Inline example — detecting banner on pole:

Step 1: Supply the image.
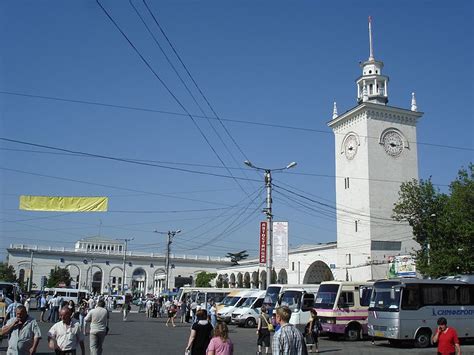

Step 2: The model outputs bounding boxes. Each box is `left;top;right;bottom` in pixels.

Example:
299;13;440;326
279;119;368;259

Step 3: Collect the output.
273;221;289;269
19;196;108;212
259;222;267;265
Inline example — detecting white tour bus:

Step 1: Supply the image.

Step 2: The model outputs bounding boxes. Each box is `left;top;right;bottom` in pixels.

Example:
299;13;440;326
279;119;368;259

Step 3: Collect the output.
44;287;90;304
274;285;320;331
176;287;241;309
368;278;474;348
231;290;266;327
314;281;373;340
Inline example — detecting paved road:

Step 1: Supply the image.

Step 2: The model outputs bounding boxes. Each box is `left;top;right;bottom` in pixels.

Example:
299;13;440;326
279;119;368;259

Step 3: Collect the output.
2;310;474;354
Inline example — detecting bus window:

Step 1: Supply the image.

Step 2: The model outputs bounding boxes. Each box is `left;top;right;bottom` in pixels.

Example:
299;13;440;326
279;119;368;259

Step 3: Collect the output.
401;284;420;310
253;298;264;309
339;292;354;307
421;285;443;305
280;291;302;312
57;291;67;297
359;286;372;307
69;292;78;299
459;286;471;305
315;284;339;309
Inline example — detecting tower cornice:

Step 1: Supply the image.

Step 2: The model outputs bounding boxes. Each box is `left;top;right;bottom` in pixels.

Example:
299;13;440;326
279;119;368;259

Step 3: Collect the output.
327;102;423;131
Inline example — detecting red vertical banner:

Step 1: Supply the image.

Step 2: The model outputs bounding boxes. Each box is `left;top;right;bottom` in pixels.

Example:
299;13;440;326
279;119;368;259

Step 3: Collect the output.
259;222;267;265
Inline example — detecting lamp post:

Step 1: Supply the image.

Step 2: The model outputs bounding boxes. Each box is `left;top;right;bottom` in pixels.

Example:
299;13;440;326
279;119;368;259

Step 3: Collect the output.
116;237;134;294
154;229;181;291
244;160;297;289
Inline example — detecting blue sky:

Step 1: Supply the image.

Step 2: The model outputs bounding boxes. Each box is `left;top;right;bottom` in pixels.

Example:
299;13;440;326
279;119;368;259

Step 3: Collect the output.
1;0;472;260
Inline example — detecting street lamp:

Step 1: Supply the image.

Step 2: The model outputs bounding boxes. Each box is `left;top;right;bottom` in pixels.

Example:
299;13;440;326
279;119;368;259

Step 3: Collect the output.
154;229;181;291
243;160;297;289
116;237;134;295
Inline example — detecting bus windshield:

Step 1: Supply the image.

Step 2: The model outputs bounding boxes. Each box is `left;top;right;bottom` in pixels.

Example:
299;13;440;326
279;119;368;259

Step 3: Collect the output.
369;281;401;312
264;286;281;306
221;296;240;307
315;284;340;309
279;291;302;312
0;283;16;300
240;297;257;308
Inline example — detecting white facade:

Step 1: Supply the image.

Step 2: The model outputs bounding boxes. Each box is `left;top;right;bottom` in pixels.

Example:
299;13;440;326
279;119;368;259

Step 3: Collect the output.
7;236;231;295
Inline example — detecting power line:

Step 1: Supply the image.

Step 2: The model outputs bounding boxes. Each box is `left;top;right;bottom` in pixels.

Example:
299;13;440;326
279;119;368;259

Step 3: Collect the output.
1;90;472;153
95;0;251;198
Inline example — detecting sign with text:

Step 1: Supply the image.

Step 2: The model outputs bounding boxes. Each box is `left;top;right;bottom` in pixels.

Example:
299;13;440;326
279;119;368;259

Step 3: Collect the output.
259;222;267;265
273;221;289;269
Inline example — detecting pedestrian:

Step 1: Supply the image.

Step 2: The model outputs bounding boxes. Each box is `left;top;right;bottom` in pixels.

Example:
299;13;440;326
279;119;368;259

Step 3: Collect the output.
39;294;48;322
5;295;22;323
145;298;153;318
304;309;322;353
49;294;61;323
1;304;41;355
24;295;31;314
209;299;217;328
191;299;198;323
48;306;85;355
123;296;131;322
207;322;233;355
166;302;177;327
256;305;272;355
78;299;88;333
272;306;307;355
185;309;213;355
87;296;96;311
432;317;461;355
84;299;109;355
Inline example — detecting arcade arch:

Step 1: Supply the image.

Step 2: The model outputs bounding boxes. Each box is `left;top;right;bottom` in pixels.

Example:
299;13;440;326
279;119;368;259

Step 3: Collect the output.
278;269;288;284
303;261;334;284
132;268;147;296
66;264;80;289
237;273;243;287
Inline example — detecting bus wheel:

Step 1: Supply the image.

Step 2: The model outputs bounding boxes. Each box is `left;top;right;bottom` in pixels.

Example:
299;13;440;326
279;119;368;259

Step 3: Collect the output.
245;317;256;328
345;324;361;341
414;329;431;348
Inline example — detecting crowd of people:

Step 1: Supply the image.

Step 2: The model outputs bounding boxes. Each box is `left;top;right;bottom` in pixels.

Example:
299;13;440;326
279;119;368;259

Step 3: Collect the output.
0;291;463;355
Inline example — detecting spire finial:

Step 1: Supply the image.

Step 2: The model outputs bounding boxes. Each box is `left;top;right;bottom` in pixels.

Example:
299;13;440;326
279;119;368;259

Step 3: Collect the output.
332;101;338;119
368;16;374;61
411;92;418;112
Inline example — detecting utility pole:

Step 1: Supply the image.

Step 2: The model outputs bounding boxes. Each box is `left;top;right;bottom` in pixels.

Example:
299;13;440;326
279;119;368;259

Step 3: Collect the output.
28;250;34;292
244;160;297;289
117;237;134;294
154;229;181;291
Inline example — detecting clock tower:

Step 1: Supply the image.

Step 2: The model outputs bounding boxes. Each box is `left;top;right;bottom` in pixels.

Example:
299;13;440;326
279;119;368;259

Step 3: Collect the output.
328;17;423;281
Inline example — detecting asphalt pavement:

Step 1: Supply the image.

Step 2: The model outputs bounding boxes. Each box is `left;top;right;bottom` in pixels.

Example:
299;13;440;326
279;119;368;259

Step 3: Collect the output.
2;309;473;354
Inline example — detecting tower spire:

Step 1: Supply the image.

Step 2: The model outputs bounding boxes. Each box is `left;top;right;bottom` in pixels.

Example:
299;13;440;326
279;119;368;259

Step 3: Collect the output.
332;101;338;119
368;16;374;61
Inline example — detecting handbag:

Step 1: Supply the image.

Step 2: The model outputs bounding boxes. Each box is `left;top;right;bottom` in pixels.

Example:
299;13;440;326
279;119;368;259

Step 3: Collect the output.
262;314;274;332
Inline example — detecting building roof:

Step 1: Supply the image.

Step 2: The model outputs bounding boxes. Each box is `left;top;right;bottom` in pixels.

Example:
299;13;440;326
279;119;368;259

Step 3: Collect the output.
77;236;123;244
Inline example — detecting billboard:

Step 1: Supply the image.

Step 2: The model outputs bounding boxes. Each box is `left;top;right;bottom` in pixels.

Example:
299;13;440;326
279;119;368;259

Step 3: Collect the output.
387;255;416;278
259;222;267;265
273;221;289;269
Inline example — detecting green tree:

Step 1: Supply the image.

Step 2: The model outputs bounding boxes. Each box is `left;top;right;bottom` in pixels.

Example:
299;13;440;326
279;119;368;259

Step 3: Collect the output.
46;267;72;288
0;263;17;282
195;271;217;287
393;164;474;277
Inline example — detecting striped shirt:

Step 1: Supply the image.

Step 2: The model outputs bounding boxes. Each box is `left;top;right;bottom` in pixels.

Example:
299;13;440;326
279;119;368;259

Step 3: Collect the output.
272;323;306;355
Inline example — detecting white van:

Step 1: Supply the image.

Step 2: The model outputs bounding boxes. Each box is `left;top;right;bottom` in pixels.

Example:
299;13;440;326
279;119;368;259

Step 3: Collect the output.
276;285;320;331
217;290;254;324
44;288;90;304
231;290;266;328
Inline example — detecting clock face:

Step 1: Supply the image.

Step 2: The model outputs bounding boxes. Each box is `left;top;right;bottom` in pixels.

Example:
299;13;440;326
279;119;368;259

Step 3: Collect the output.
383;131;404;157
344;135;358;160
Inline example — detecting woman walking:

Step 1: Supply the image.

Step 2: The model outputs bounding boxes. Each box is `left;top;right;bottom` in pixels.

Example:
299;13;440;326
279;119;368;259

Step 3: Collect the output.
305;309;323;353
166;302;177;327
185;309;213;355
256;305;272;355
207;322;233;355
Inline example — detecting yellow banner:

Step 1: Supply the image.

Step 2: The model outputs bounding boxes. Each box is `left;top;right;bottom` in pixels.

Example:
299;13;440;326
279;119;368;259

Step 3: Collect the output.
19;196;108;212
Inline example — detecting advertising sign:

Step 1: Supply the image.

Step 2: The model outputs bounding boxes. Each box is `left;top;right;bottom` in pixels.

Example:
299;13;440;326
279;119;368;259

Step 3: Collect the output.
387;255;416;278
273;221;289;269
259;222;267;265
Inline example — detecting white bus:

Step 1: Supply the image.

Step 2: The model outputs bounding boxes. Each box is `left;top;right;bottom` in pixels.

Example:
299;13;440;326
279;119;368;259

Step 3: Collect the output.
0;282;22;305
44;288;90;304
314;281;373;340
176;287;244;309
368;278;474;348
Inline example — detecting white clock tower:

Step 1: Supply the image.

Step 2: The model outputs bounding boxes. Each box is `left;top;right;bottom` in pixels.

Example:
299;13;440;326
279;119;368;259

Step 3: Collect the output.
328;17;423;281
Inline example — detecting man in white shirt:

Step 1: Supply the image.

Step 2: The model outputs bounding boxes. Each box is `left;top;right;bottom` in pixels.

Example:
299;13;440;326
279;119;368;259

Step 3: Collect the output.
84;299;109;355
87;297;96;311
145;299;153;318
48;307;85;355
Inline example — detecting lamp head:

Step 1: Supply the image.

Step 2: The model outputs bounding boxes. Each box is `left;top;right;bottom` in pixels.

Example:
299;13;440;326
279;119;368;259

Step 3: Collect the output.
286;162;297;169
244;160;253;168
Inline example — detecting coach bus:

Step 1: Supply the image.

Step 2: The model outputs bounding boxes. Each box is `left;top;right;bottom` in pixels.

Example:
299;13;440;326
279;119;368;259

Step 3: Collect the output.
368;278;474;348
276;285;320;331
44;287;90;304
314;281;374;340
